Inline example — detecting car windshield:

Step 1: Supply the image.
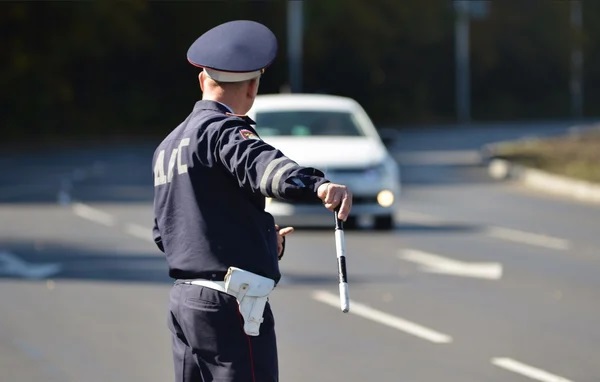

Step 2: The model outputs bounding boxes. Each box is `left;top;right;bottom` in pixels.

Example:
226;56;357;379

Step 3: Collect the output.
254;111;364;137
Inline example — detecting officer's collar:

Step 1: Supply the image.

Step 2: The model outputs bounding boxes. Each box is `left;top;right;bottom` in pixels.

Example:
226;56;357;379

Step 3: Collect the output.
195;100;256;125
224;112;256;125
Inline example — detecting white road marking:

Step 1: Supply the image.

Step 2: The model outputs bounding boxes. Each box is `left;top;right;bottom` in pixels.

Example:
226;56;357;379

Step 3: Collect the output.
72;203;115;226
124;223;153;242
312;290;452;344
397;209;571;251
399;249;502;280
71;204;153;243
0;251;62;279
486;226;570;250
492;357;574;382
396;209;443;225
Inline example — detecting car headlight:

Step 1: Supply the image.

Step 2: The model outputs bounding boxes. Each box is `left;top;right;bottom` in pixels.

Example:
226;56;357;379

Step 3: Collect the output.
377;190;395;207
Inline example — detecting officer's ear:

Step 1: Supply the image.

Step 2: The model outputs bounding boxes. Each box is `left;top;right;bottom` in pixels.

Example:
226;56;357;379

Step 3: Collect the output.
247;76;260;98
199;72;206;92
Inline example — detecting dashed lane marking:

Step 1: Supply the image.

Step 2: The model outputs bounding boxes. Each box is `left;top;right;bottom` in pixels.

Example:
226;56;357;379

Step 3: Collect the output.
313;290;452;344
398;209;571;251
72;203;153;243
399;249;503;280
124;223;153;242
492;357;574;382
485;226;570;251
72;203;115;227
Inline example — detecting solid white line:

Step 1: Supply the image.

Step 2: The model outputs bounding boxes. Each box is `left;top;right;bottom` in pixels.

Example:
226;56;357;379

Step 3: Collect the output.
312;290;452;344
486;226;570;250
492;357;574;382
124;223;153;242
72;203;115;227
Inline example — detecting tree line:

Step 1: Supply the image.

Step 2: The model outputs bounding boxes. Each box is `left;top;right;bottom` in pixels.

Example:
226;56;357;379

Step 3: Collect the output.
2;0;599;142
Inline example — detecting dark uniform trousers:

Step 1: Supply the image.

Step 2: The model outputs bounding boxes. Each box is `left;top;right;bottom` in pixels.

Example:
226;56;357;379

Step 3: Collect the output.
169;281;278;382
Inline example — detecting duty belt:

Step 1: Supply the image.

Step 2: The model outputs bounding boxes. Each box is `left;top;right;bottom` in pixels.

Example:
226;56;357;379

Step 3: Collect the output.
181;279;226;293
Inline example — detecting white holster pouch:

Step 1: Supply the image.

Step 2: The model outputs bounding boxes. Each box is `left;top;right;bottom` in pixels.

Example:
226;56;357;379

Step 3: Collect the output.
224;267;275;336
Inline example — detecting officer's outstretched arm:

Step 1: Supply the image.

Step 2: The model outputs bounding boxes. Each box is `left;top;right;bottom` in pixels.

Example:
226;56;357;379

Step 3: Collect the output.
217;122;329;202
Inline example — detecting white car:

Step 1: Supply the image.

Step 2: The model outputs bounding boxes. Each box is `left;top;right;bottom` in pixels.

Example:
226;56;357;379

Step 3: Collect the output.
248;93;401;230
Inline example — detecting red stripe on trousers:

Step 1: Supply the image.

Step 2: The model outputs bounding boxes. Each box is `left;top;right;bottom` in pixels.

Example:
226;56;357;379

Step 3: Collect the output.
237;312;256;382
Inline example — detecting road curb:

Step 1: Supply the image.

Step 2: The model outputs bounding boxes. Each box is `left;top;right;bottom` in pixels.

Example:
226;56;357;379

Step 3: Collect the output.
487;157;600;204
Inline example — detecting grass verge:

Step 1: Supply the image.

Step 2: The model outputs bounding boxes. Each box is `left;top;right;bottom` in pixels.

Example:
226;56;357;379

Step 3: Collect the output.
491;128;600;183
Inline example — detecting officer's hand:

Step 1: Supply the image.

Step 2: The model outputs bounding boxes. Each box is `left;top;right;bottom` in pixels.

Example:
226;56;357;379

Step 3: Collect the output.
317;182;352;221
275;225;294;259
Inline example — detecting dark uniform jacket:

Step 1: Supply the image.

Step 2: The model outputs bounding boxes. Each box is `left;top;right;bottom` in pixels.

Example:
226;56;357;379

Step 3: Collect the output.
152;100;329;283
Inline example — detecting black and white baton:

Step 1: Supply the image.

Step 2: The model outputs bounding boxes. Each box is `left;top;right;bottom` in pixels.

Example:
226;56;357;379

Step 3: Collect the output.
334;210;350;313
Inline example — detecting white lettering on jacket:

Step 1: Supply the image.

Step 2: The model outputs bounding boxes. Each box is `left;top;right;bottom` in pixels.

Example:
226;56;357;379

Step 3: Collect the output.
154;138;190;186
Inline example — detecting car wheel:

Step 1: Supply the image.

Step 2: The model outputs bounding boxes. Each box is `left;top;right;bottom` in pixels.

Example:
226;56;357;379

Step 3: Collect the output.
374;215;394;231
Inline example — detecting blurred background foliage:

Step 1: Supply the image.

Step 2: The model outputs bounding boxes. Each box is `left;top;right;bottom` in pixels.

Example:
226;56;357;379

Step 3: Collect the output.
1;0;599;142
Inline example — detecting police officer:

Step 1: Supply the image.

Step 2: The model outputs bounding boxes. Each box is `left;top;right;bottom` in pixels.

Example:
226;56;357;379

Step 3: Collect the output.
152;20;352;382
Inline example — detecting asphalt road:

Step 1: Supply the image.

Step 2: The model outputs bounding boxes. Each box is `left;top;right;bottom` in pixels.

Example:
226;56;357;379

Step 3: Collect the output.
1;121;599;382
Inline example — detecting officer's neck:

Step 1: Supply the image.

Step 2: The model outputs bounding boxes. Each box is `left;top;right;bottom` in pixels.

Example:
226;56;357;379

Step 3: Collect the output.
200;77;257;115
203;94;251;115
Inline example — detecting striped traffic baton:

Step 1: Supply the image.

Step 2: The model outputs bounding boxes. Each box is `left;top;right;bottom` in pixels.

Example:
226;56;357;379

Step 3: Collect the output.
334;210;350;313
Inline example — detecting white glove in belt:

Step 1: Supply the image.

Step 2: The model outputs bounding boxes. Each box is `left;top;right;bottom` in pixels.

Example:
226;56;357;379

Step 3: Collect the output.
184;268;275;336
225;267;275;336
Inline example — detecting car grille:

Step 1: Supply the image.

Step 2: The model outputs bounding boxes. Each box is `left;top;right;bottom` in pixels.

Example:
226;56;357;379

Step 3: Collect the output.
325;167;368;175
293;195;378;206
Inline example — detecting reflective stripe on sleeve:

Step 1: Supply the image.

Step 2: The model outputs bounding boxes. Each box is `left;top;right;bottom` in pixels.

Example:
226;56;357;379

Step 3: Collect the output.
271;162;298;198
260;157;297;197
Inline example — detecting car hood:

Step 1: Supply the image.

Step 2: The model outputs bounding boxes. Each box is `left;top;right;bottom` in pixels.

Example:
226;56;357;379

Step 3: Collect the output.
261;137;387;168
